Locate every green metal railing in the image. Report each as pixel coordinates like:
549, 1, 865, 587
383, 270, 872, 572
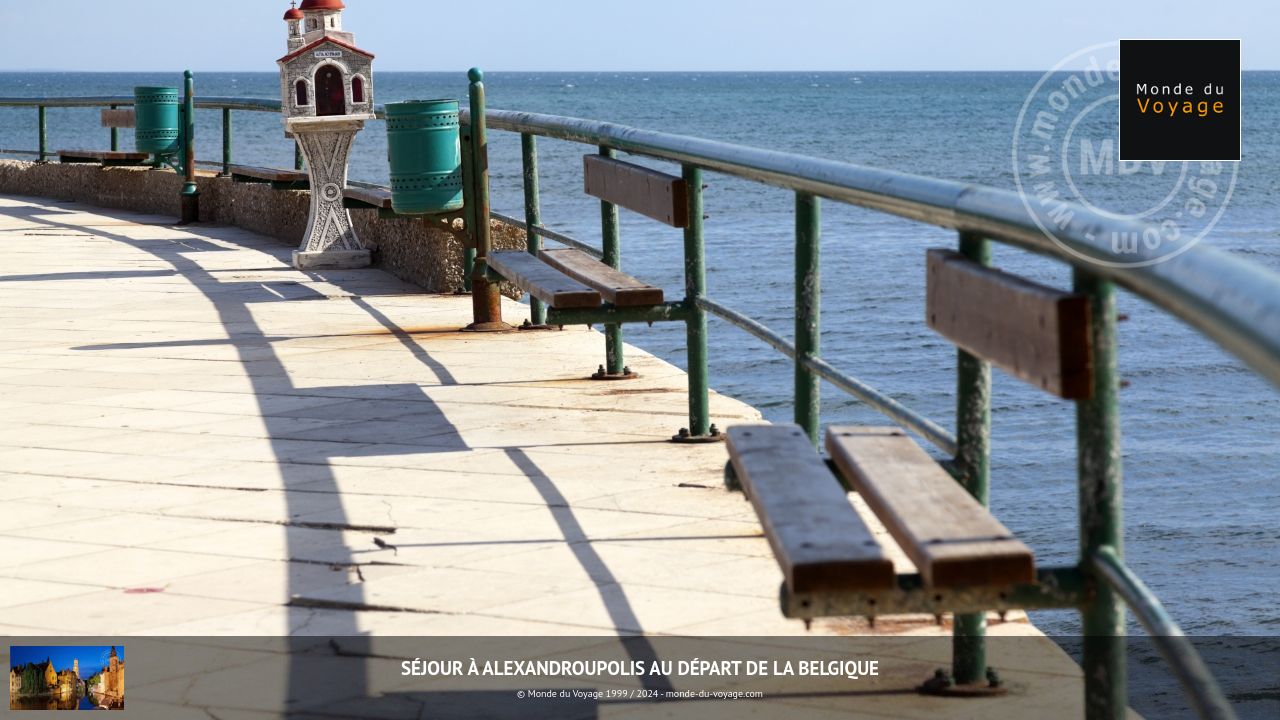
0, 94, 291, 173
4, 73, 1278, 720
454, 76, 1275, 720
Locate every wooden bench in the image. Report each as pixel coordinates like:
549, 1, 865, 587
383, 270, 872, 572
927, 249, 1092, 399
725, 425, 895, 594
58, 149, 151, 166
726, 424, 1031, 595
228, 165, 309, 190
539, 248, 664, 307
343, 185, 393, 211
55, 110, 148, 166
487, 251, 601, 309
724, 250, 1098, 615
583, 153, 688, 227
827, 427, 1034, 587
484, 154, 671, 315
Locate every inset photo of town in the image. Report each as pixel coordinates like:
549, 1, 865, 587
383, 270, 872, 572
9, 646, 124, 711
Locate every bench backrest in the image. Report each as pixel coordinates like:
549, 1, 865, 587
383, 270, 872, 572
101, 109, 135, 129
926, 249, 1093, 399
583, 155, 689, 228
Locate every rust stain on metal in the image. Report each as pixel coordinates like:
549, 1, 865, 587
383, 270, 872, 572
347, 325, 474, 338
600, 387, 678, 396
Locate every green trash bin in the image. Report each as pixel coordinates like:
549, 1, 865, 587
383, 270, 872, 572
386, 99, 464, 215
134, 86, 181, 156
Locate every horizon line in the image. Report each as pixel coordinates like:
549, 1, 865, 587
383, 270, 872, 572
5, 68, 1280, 74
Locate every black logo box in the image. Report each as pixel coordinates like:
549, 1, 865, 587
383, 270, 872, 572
1119, 39, 1241, 161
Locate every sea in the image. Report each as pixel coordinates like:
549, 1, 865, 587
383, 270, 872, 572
0, 72, 1276, 647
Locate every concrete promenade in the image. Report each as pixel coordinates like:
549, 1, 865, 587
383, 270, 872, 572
0, 195, 1104, 718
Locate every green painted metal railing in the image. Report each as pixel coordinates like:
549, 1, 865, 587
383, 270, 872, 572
4, 74, 1277, 720
0, 93, 360, 175
456, 78, 1272, 720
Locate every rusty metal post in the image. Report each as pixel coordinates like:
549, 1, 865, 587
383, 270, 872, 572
594, 146, 634, 379
110, 104, 119, 152
221, 107, 232, 176
521, 132, 547, 324
672, 164, 717, 442
460, 124, 476, 293
795, 192, 821, 445
179, 71, 200, 224
37, 106, 47, 162
952, 231, 992, 687
1075, 268, 1126, 720
464, 68, 505, 331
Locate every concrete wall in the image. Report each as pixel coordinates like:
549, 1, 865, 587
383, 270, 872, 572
0, 160, 526, 294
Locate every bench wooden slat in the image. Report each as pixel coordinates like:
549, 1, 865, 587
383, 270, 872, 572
229, 165, 309, 185
538, 248, 664, 307
927, 249, 1092, 399
583, 154, 689, 228
825, 426, 1035, 588
727, 424, 895, 594
58, 149, 150, 165
343, 185, 392, 210
487, 251, 602, 309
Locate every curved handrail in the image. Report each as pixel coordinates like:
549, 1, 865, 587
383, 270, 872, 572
5, 96, 1274, 384
1092, 547, 1236, 720
463, 108, 1280, 388
0, 96, 274, 112
0, 87, 1263, 720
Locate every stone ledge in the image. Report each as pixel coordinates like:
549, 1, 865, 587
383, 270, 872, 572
0, 159, 526, 294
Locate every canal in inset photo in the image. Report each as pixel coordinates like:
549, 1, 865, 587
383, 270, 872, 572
9, 645, 124, 711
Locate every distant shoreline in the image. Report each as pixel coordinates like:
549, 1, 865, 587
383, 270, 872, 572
4, 69, 1280, 74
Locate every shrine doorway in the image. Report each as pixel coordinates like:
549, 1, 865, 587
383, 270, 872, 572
315, 66, 345, 116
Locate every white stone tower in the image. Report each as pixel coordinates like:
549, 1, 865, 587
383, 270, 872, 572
283, 3, 305, 52
277, 0, 376, 270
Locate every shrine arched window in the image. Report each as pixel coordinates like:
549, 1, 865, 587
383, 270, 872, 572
315, 66, 345, 116
295, 80, 309, 107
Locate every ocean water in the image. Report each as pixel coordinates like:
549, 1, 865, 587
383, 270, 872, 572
0, 71, 1277, 640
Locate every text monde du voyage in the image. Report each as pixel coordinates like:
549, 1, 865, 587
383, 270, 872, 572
1134, 82, 1229, 118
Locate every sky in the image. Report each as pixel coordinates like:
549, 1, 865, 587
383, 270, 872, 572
0, 0, 1276, 72
10, 646, 124, 676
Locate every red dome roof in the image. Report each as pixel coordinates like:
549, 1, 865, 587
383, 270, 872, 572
283, 7, 304, 20
299, 0, 345, 10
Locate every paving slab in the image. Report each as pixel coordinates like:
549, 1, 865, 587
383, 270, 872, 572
0, 195, 1104, 718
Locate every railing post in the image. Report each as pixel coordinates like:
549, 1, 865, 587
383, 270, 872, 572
179, 70, 199, 224
109, 104, 119, 152
795, 192, 821, 445
675, 164, 714, 441
597, 146, 629, 378
221, 107, 232, 176
37, 106, 47, 162
460, 123, 476, 293
522, 132, 547, 325
1075, 268, 1126, 720
294, 139, 304, 171
952, 231, 992, 687
465, 68, 505, 331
